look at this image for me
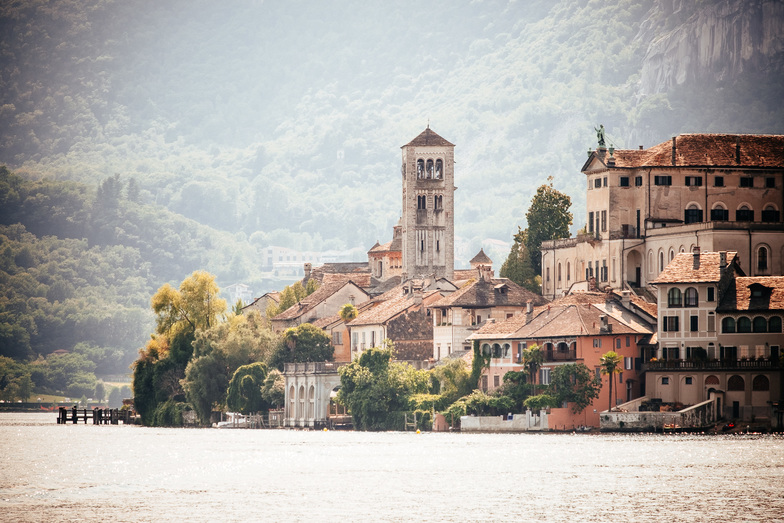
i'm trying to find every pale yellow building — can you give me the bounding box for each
[541,134,784,300]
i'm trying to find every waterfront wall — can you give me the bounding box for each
[601,397,717,431]
[460,410,548,432]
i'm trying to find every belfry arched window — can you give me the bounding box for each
[426,159,434,178]
[417,159,425,179]
[435,159,443,179]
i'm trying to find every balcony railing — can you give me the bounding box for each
[642,359,780,372]
[545,349,577,362]
[284,362,348,374]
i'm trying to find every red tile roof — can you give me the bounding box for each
[652,251,739,284]
[272,279,368,321]
[718,276,784,312]
[349,290,440,326]
[403,127,454,147]
[469,248,493,264]
[596,134,784,169]
[429,277,548,309]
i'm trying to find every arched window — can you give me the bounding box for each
[416,159,425,178]
[289,385,295,417]
[737,317,751,333]
[727,375,745,391]
[758,246,768,271]
[752,375,770,391]
[426,159,434,178]
[557,263,562,282]
[481,343,491,356]
[492,343,503,358]
[710,203,728,221]
[435,159,443,179]
[503,344,511,358]
[308,385,315,419]
[752,316,767,333]
[722,317,736,333]
[684,203,702,224]
[761,204,780,222]
[736,204,754,222]
[668,288,682,307]
[705,375,720,386]
[684,287,698,307]
[659,251,664,272]
[769,317,782,333]
[567,262,571,281]
[669,248,675,261]
[298,385,305,418]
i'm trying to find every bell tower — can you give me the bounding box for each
[400,126,455,280]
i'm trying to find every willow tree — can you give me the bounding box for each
[226,362,268,414]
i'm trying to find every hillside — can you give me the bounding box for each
[0,0,782,374]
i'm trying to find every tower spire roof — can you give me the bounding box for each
[403,127,454,147]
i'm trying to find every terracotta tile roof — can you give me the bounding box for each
[428,277,548,309]
[368,240,395,254]
[311,314,341,329]
[468,292,653,341]
[349,290,440,326]
[718,276,784,312]
[403,127,454,147]
[273,279,368,321]
[652,251,739,284]
[453,269,479,281]
[322,272,372,288]
[469,248,493,264]
[598,134,784,169]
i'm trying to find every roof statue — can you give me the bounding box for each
[595,124,606,148]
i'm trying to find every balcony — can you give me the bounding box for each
[642,358,780,372]
[545,348,577,362]
[284,362,348,374]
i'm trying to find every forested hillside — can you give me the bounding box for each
[1,0,782,380]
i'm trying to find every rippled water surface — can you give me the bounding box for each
[1,412,783,522]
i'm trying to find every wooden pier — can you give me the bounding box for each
[56,406,133,425]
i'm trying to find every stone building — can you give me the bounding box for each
[541,133,784,300]
[401,126,456,281]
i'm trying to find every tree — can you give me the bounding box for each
[600,351,623,411]
[524,179,573,275]
[261,369,285,408]
[271,323,333,369]
[500,227,540,293]
[94,381,105,404]
[151,270,226,337]
[430,358,473,406]
[226,362,268,414]
[0,356,32,402]
[266,280,318,317]
[337,341,429,430]
[521,344,544,394]
[339,303,358,322]
[551,363,601,413]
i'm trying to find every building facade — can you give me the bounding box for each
[541,134,784,300]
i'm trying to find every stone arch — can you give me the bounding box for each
[308,385,315,419]
[752,375,770,391]
[298,385,305,419]
[756,244,770,273]
[727,375,745,391]
[627,249,642,286]
[705,375,720,386]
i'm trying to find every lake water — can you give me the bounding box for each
[1,413,783,522]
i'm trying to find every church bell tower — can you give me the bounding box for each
[400,126,455,280]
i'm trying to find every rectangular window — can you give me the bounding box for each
[654,175,672,186]
[601,210,607,231]
[332,331,343,345]
[710,208,729,221]
[740,177,753,187]
[620,176,629,187]
[714,176,724,187]
[708,314,715,332]
[624,357,633,370]
[603,177,607,187]
[690,315,698,332]
[685,377,693,385]
[615,338,621,349]
[626,336,630,347]
[707,287,715,301]
[662,316,680,332]
[618,372,623,383]
[593,338,602,348]
[661,377,670,385]
[762,209,780,222]
[685,176,702,186]
[540,368,551,386]
[594,178,601,188]
[493,375,500,388]
[635,176,643,186]
[684,208,703,224]
[595,367,601,381]
[588,212,594,233]
[766,177,775,188]
[736,208,754,222]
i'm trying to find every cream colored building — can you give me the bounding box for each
[541,134,784,300]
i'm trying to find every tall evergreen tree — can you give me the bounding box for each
[524,178,573,276]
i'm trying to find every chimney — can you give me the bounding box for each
[671,137,677,165]
[735,136,741,164]
[692,246,700,270]
[526,300,533,315]
[638,145,643,150]
[621,290,631,308]
[304,263,312,281]
[481,266,491,282]
[600,315,611,334]
[413,287,423,305]
[720,251,727,268]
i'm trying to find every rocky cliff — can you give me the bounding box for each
[636,0,784,96]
